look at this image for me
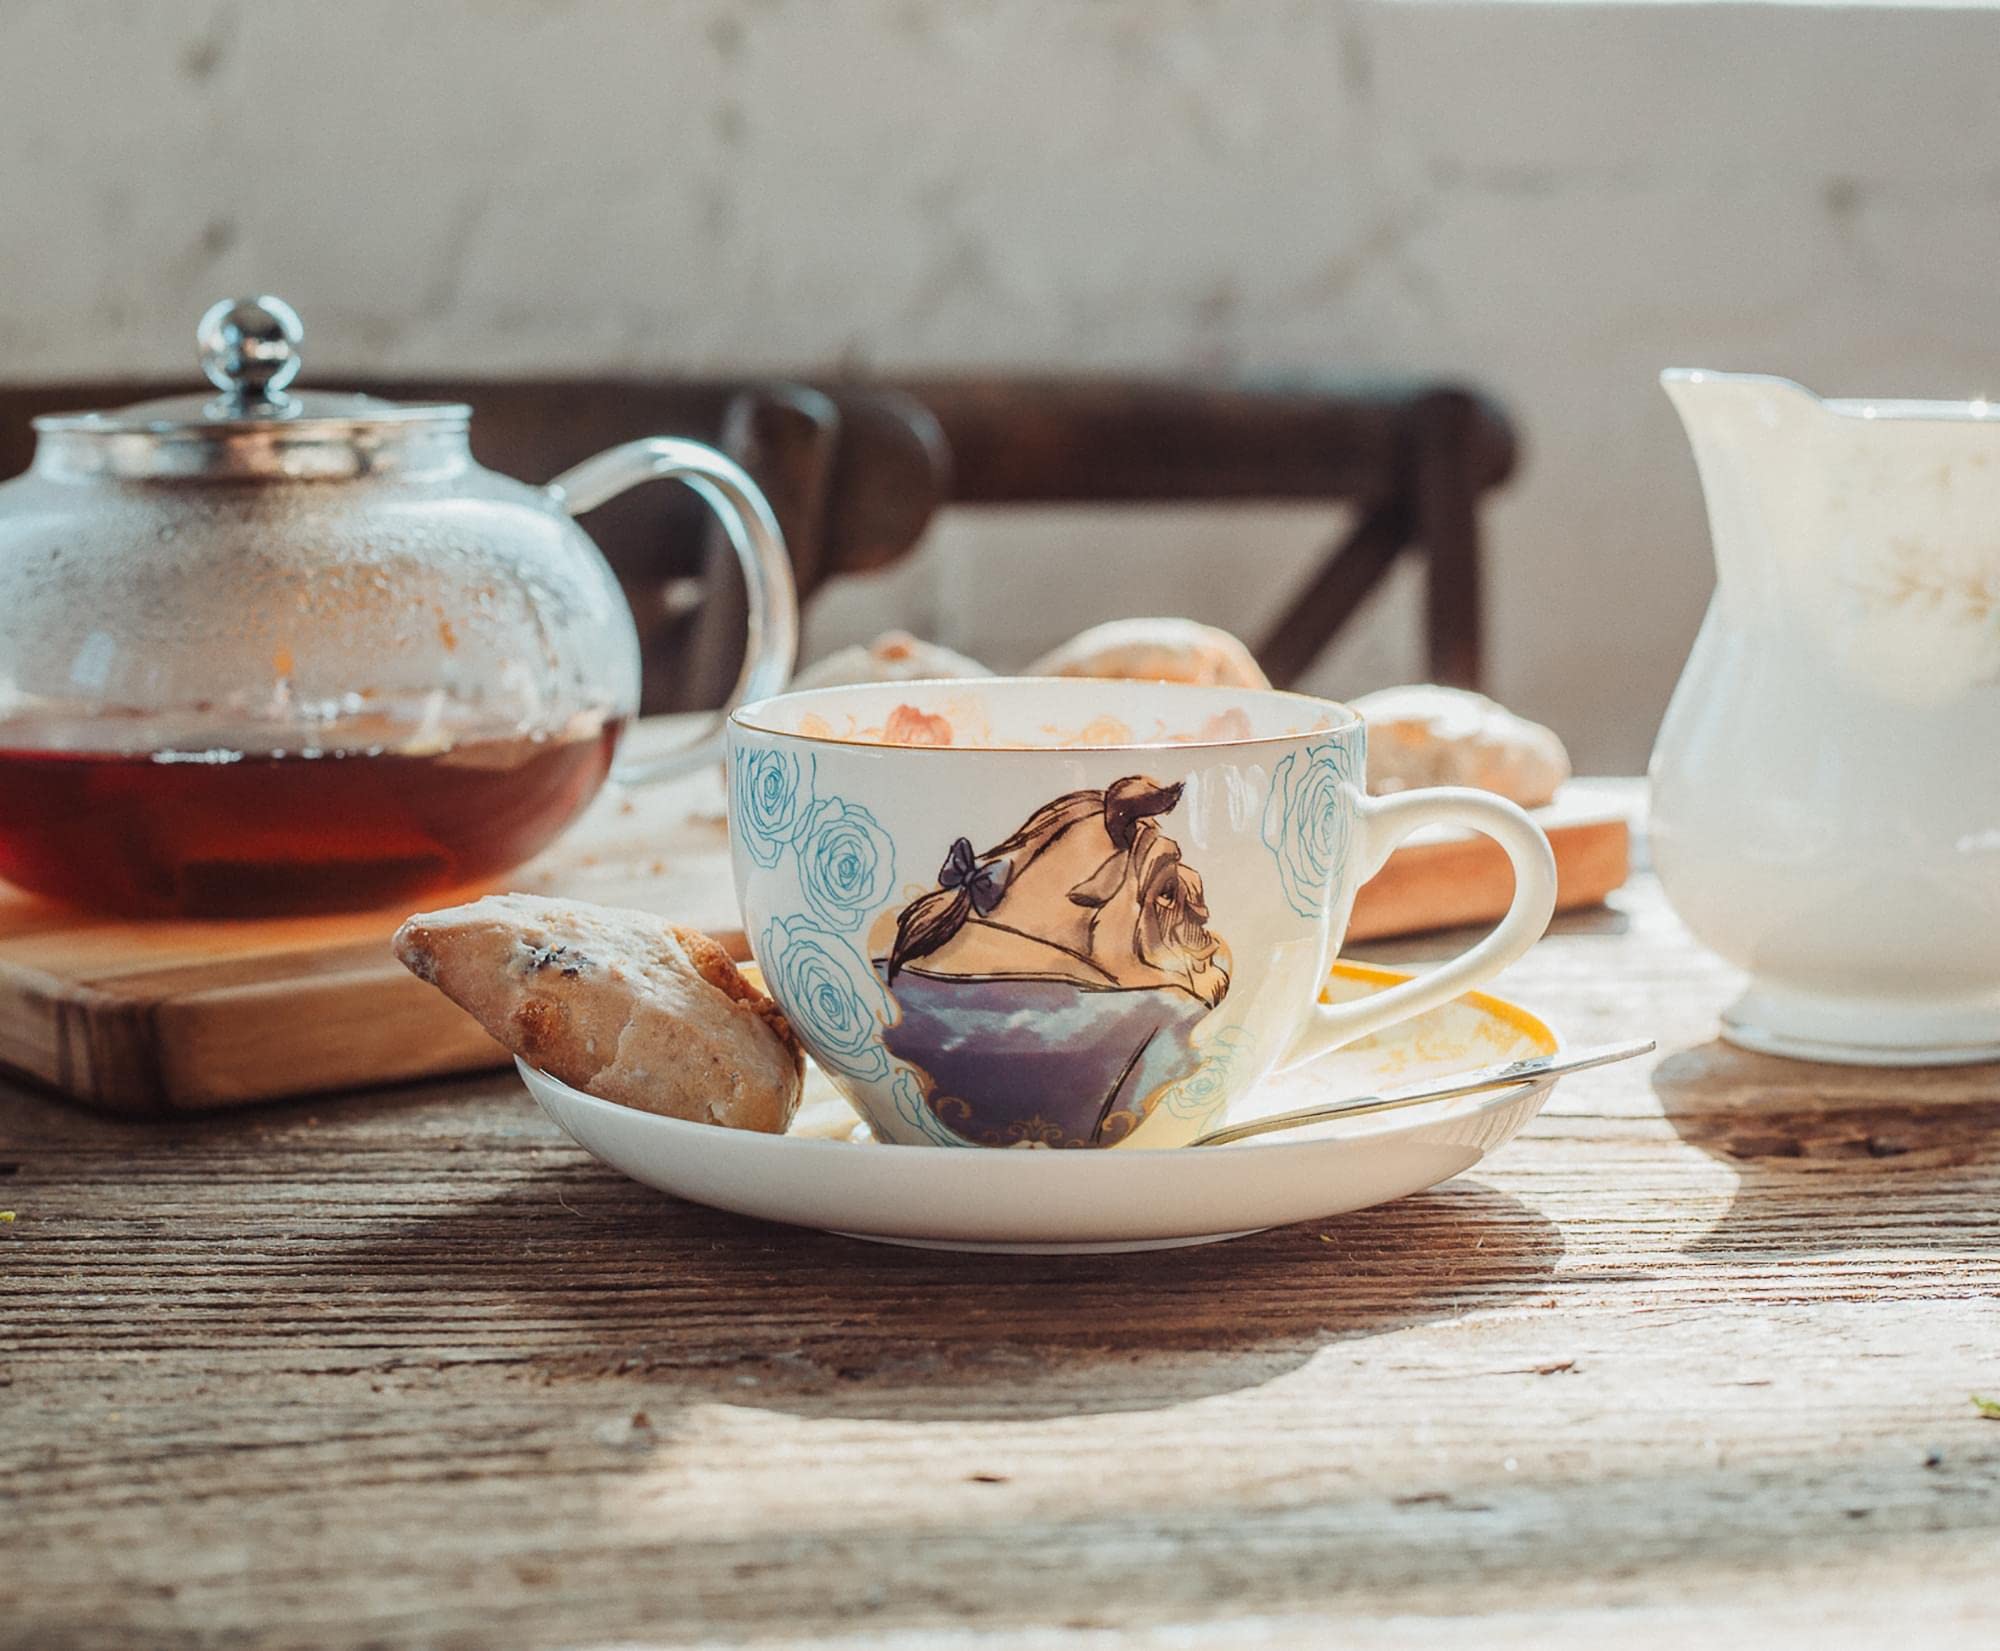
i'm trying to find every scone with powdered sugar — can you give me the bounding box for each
[1029,618,1270,690]
[1353,685,1571,810]
[393,894,803,1133]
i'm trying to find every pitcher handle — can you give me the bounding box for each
[1279,786,1558,1071]
[546,438,798,786]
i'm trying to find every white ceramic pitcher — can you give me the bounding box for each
[1653,369,2000,1065]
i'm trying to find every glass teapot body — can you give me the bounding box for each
[0,298,794,917]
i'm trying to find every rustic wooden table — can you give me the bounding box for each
[4,787,1997,1650]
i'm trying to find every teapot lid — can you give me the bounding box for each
[31,296,471,479]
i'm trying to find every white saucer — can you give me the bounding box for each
[519,961,1563,1253]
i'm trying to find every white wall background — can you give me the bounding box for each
[5,0,1997,768]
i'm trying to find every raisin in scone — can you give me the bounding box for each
[393,894,803,1132]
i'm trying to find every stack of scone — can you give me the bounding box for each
[797,617,1570,808]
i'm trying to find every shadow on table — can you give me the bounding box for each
[1653,1038,2000,1260]
[335,1169,1563,1421]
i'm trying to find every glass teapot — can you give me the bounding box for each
[0,296,796,918]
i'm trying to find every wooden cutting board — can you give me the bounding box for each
[0,721,1629,1114]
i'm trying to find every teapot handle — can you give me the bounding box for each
[546,438,798,786]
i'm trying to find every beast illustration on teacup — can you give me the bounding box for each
[872,775,1231,1147]
[727,677,1559,1152]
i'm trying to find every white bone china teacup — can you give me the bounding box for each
[726,678,1557,1149]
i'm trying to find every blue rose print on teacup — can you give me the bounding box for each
[732,747,815,868]
[759,915,894,1081]
[1158,1023,1258,1126]
[794,796,896,932]
[1261,737,1360,917]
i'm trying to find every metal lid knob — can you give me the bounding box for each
[29,294,470,476]
[198,295,304,416]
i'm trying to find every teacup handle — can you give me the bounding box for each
[547,438,799,786]
[1278,786,1558,1072]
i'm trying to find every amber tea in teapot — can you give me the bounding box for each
[0,715,622,918]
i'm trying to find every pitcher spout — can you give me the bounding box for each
[1660,368,1826,457]
[1660,369,1827,603]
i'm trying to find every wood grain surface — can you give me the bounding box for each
[3,822,1996,1650]
[0,719,1627,1115]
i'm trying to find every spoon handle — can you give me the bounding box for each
[1188,1039,1656,1148]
